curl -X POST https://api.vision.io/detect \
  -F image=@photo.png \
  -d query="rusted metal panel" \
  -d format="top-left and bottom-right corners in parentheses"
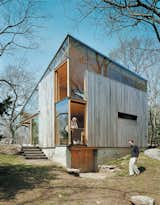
top-left (69, 146), bottom-right (97, 172)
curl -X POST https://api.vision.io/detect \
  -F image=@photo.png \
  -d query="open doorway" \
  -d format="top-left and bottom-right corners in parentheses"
top-left (70, 100), bottom-right (86, 145)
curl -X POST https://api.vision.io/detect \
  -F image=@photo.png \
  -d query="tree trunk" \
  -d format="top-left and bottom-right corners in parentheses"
top-left (9, 124), bottom-right (16, 144)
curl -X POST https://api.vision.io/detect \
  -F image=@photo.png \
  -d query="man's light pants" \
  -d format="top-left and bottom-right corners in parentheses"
top-left (129, 157), bottom-right (140, 176)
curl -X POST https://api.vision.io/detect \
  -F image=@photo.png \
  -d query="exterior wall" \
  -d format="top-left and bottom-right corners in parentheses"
top-left (85, 71), bottom-right (148, 148)
top-left (97, 147), bottom-right (130, 165)
top-left (38, 70), bottom-right (55, 147)
top-left (69, 36), bottom-right (147, 98)
top-left (44, 147), bottom-right (129, 167)
top-left (42, 146), bottom-right (71, 167)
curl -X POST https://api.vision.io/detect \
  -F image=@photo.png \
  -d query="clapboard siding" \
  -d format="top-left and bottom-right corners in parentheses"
top-left (85, 71), bottom-right (147, 147)
top-left (38, 71), bottom-right (54, 147)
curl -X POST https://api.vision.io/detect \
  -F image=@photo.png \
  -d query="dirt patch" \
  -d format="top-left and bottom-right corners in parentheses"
top-left (24, 159), bottom-right (60, 166)
top-left (0, 153), bottom-right (160, 205)
top-left (80, 172), bottom-right (107, 180)
top-left (80, 166), bottom-right (121, 179)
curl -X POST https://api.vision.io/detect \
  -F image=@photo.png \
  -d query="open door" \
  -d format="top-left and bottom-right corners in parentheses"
top-left (70, 100), bottom-right (86, 145)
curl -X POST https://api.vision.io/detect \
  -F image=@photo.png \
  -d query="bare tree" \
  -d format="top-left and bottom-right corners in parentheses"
top-left (0, 62), bottom-right (36, 140)
top-left (109, 37), bottom-right (160, 145)
top-left (0, 79), bottom-right (13, 116)
top-left (78, 0), bottom-right (160, 42)
top-left (0, 0), bottom-right (43, 56)
top-left (146, 68), bottom-right (160, 145)
top-left (109, 37), bottom-right (160, 74)
top-left (0, 0), bottom-right (44, 138)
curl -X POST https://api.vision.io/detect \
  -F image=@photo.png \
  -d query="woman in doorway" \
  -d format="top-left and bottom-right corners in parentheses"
top-left (71, 117), bottom-right (78, 129)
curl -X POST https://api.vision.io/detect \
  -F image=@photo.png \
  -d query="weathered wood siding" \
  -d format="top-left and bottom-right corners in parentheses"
top-left (38, 71), bottom-right (55, 147)
top-left (85, 71), bottom-right (148, 147)
top-left (15, 126), bottom-right (30, 145)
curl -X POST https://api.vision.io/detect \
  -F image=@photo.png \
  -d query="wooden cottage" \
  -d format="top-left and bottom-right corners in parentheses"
top-left (19, 35), bottom-right (148, 172)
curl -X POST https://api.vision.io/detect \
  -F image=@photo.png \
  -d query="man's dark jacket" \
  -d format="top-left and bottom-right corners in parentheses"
top-left (130, 145), bottom-right (139, 158)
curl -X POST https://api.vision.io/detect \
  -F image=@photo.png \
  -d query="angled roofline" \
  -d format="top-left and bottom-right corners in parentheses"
top-left (67, 34), bottom-right (147, 82)
top-left (34, 34), bottom-right (70, 90)
top-left (21, 34), bottom-right (147, 113)
top-left (21, 35), bottom-right (70, 112)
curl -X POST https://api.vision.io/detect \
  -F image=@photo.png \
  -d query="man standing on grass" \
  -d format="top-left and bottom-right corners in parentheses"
top-left (128, 140), bottom-right (140, 176)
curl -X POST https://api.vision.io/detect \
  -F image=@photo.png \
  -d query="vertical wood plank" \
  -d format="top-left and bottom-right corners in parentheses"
top-left (39, 70), bottom-right (55, 147)
top-left (85, 71), bottom-right (147, 148)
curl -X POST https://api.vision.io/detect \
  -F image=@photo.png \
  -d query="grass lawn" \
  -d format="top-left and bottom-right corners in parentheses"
top-left (0, 152), bottom-right (159, 205)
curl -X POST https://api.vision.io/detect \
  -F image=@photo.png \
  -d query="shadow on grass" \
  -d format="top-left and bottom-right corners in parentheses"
top-left (138, 166), bottom-right (146, 173)
top-left (0, 163), bottom-right (58, 200)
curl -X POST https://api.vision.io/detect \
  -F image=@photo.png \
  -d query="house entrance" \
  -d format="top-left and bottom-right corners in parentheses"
top-left (70, 100), bottom-right (86, 145)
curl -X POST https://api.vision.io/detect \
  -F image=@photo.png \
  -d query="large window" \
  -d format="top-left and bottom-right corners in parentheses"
top-left (55, 62), bottom-right (67, 102)
top-left (55, 99), bottom-right (69, 145)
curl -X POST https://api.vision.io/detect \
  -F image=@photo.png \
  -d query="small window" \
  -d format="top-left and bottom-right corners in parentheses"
top-left (118, 112), bottom-right (137, 121)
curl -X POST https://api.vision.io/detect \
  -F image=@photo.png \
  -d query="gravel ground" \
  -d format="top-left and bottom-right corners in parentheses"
top-left (144, 148), bottom-right (160, 160)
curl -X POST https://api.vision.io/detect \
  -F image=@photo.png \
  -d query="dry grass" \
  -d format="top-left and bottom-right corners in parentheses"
top-left (101, 152), bottom-right (160, 203)
top-left (0, 152), bottom-right (160, 205)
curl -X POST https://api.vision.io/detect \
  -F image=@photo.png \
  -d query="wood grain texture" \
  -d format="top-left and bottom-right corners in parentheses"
top-left (85, 71), bottom-right (147, 148)
top-left (38, 71), bottom-right (55, 147)
top-left (69, 146), bottom-right (97, 172)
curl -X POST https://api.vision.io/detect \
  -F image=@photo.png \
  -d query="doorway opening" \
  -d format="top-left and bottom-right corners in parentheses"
top-left (70, 100), bottom-right (86, 145)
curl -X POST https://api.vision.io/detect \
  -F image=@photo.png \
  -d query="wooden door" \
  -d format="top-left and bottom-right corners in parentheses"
top-left (70, 147), bottom-right (97, 172)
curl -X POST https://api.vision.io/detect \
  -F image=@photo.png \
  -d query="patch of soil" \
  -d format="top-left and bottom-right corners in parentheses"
top-left (80, 172), bottom-right (107, 180)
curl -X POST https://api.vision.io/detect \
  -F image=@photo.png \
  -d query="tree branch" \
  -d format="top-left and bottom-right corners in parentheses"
top-left (80, 0), bottom-right (160, 42)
